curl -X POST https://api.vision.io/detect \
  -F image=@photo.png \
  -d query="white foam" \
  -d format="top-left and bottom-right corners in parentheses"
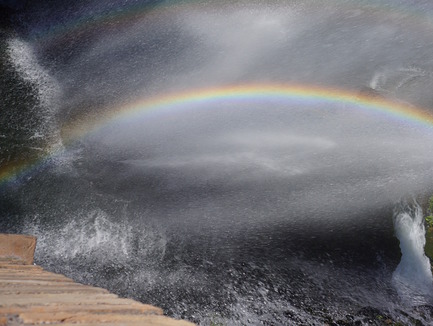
top-left (6, 38), bottom-right (63, 152)
top-left (392, 202), bottom-right (433, 304)
top-left (6, 38), bottom-right (61, 110)
top-left (24, 209), bottom-right (167, 264)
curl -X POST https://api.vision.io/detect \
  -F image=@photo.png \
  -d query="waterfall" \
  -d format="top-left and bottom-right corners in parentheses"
top-left (392, 201), bottom-right (433, 304)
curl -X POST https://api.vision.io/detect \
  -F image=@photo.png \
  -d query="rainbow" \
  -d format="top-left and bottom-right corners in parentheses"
top-left (4, 1), bottom-right (433, 188)
top-left (63, 83), bottom-right (433, 142)
top-left (3, 83), bottom-right (433, 188)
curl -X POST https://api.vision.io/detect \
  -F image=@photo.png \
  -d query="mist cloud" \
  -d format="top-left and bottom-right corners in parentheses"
top-left (24, 0), bottom-right (433, 230)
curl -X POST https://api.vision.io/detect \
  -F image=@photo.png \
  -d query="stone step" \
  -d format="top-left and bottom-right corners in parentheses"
top-left (0, 234), bottom-right (194, 326)
top-left (0, 303), bottom-right (162, 315)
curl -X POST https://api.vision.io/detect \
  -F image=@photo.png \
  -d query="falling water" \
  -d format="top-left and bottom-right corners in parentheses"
top-left (393, 202), bottom-right (433, 305)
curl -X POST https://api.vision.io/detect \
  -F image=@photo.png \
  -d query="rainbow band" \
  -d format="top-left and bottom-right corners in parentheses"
top-left (3, 83), bottom-right (433, 188)
top-left (63, 83), bottom-right (433, 142)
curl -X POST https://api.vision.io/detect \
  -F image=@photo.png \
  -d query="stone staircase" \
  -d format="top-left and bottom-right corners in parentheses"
top-left (0, 234), bottom-right (194, 326)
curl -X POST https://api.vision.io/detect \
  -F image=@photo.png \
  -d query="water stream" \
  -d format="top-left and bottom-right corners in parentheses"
top-left (393, 202), bottom-right (433, 306)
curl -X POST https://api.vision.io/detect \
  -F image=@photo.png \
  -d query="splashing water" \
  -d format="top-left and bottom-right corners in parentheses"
top-left (4, 0), bottom-right (433, 324)
top-left (6, 38), bottom-right (61, 111)
top-left (392, 201), bottom-right (433, 305)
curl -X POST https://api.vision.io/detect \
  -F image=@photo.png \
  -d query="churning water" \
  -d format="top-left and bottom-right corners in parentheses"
top-left (2, 0), bottom-right (433, 324)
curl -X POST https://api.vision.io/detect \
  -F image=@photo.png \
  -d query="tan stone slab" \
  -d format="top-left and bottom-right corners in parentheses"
top-left (0, 267), bottom-right (67, 274)
top-left (0, 285), bottom-right (109, 295)
top-left (0, 271), bottom-right (71, 277)
top-left (0, 268), bottom-right (66, 275)
top-left (0, 271), bottom-right (74, 280)
top-left (0, 275), bottom-right (67, 280)
top-left (0, 234), bottom-right (195, 325)
top-left (44, 324), bottom-right (157, 326)
top-left (0, 234), bottom-right (36, 265)
top-left (0, 265), bottom-right (43, 271)
top-left (0, 257), bottom-right (26, 265)
top-left (0, 280), bottom-right (76, 286)
top-left (0, 273), bottom-right (71, 278)
top-left (45, 324), bottom-right (183, 326)
top-left (0, 292), bottom-right (124, 306)
top-left (0, 282), bottom-right (93, 290)
top-left (18, 312), bottom-right (194, 325)
top-left (1, 295), bottom-right (149, 307)
top-left (0, 277), bottom-right (74, 286)
top-left (0, 303), bottom-right (163, 315)
top-left (0, 268), bottom-right (41, 272)
top-left (44, 322), bottom-right (192, 326)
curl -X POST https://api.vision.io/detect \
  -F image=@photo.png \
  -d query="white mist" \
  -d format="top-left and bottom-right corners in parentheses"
top-left (392, 202), bottom-right (433, 304)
